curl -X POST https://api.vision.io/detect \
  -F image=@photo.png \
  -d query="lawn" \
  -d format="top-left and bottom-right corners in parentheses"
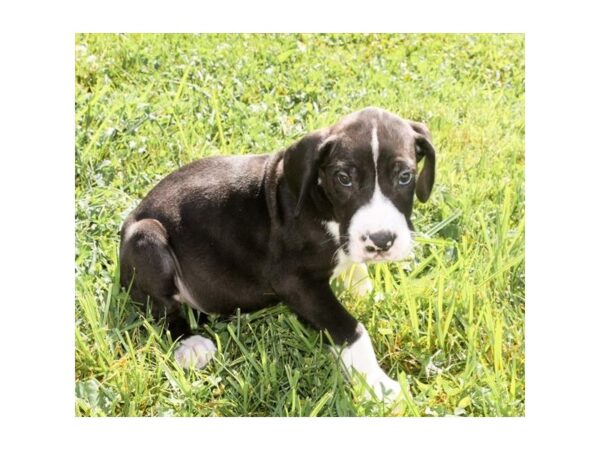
top-left (75, 33), bottom-right (525, 417)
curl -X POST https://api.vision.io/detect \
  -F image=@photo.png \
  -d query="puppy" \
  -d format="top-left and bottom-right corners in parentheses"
top-left (119, 107), bottom-right (436, 401)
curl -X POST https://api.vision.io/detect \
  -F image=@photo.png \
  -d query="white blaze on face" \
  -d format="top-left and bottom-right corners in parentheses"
top-left (346, 125), bottom-right (413, 263)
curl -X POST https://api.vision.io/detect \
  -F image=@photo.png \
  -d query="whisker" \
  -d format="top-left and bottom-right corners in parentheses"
top-left (329, 241), bottom-right (349, 266)
top-left (319, 235), bottom-right (339, 246)
top-left (319, 232), bottom-right (350, 247)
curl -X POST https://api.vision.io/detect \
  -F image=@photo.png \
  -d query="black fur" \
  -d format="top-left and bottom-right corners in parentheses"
top-left (119, 108), bottom-right (436, 346)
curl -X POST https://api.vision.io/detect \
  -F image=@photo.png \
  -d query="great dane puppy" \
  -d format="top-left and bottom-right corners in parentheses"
top-left (119, 107), bottom-right (436, 401)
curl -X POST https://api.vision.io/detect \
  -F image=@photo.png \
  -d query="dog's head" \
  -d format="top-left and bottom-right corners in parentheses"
top-left (284, 107), bottom-right (436, 263)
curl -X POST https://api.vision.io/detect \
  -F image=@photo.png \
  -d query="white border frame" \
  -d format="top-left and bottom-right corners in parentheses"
top-left (2, 0), bottom-right (599, 447)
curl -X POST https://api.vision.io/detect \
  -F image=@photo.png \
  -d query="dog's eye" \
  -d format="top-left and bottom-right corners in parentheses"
top-left (398, 170), bottom-right (413, 186)
top-left (336, 172), bottom-right (352, 187)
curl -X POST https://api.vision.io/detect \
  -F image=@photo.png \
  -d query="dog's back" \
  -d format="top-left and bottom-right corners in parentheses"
top-left (120, 153), bottom-right (279, 322)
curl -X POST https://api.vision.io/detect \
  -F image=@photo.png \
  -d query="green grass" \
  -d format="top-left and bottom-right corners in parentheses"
top-left (75, 33), bottom-right (524, 417)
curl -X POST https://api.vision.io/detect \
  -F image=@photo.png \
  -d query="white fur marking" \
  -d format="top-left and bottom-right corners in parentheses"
top-left (344, 124), bottom-right (413, 263)
top-left (174, 335), bottom-right (217, 370)
top-left (338, 323), bottom-right (400, 401)
top-left (347, 187), bottom-right (413, 263)
top-left (345, 263), bottom-right (374, 296)
top-left (323, 220), bottom-right (340, 244)
top-left (332, 248), bottom-right (352, 279)
top-left (371, 124), bottom-right (379, 174)
top-left (325, 220), bottom-right (370, 291)
top-left (334, 263), bottom-right (373, 296)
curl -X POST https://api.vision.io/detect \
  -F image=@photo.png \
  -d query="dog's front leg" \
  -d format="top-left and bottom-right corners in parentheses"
top-left (338, 323), bottom-right (401, 402)
top-left (276, 275), bottom-right (400, 402)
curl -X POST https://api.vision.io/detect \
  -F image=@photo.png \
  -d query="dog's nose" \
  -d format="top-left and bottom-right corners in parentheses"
top-left (368, 231), bottom-right (396, 251)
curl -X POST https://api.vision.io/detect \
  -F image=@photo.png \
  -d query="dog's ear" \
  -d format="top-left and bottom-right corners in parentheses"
top-left (409, 120), bottom-right (436, 203)
top-left (283, 128), bottom-right (334, 216)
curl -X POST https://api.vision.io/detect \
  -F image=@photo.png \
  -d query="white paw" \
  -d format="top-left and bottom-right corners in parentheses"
top-left (174, 335), bottom-right (217, 370)
top-left (350, 275), bottom-right (374, 297)
top-left (365, 370), bottom-right (402, 402)
top-left (339, 263), bottom-right (373, 296)
top-left (337, 323), bottom-right (403, 403)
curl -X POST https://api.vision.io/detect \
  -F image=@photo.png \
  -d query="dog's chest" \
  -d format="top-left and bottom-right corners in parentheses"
top-left (322, 221), bottom-right (349, 276)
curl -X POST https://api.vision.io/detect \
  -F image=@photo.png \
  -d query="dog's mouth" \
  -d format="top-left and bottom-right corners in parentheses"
top-left (361, 252), bottom-right (414, 264)
top-left (370, 254), bottom-right (389, 261)
top-left (364, 249), bottom-right (392, 262)
top-left (346, 233), bottom-right (414, 264)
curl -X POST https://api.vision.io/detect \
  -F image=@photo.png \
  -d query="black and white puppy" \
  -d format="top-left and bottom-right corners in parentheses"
top-left (119, 107), bottom-right (436, 401)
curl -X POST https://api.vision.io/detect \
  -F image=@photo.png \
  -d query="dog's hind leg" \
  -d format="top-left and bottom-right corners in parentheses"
top-left (119, 218), bottom-right (216, 369)
top-left (120, 218), bottom-right (191, 339)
